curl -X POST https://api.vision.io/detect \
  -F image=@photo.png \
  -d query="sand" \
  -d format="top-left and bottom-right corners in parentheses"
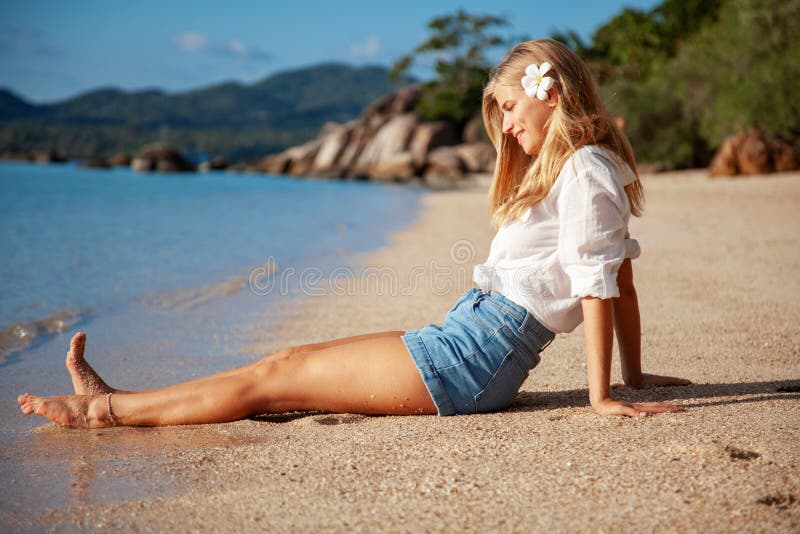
top-left (3, 170), bottom-right (799, 532)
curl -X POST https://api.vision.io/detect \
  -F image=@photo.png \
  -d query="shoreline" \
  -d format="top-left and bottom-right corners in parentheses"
top-left (3, 171), bottom-right (799, 531)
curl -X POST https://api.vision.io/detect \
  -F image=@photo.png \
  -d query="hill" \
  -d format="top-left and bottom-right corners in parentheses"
top-left (0, 63), bottom-right (409, 161)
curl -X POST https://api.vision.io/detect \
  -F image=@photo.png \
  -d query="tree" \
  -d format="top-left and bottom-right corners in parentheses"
top-left (390, 10), bottom-right (521, 125)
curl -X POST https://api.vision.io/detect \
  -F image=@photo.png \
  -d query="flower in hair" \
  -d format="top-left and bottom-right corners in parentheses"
top-left (521, 62), bottom-right (554, 100)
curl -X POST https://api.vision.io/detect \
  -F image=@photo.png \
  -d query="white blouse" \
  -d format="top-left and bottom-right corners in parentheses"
top-left (473, 145), bottom-right (641, 334)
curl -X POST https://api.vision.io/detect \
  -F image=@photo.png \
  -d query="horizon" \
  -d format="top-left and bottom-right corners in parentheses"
top-left (2, 0), bottom-right (660, 104)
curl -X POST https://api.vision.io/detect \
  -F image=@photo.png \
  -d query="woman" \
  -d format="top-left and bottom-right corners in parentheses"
top-left (18, 39), bottom-right (689, 428)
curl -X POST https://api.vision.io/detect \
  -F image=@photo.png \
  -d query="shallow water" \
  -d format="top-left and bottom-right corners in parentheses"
top-left (0, 161), bottom-right (421, 511)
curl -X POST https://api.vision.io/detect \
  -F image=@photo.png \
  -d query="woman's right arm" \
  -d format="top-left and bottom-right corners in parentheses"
top-left (612, 259), bottom-right (643, 386)
top-left (613, 259), bottom-right (692, 388)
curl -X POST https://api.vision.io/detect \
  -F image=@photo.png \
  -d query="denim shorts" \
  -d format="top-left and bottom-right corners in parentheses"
top-left (402, 288), bottom-right (555, 416)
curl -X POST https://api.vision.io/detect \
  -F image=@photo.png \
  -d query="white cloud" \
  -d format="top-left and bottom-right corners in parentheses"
top-left (348, 35), bottom-right (380, 59)
top-left (172, 31), bottom-right (209, 52)
top-left (171, 32), bottom-right (269, 61)
top-left (227, 39), bottom-right (248, 55)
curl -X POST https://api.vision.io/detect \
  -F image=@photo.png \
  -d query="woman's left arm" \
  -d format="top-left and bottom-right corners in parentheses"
top-left (582, 296), bottom-right (684, 417)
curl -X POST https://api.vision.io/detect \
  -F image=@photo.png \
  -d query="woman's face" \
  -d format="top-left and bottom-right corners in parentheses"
top-left (494, 82), bottom-right (556, 156)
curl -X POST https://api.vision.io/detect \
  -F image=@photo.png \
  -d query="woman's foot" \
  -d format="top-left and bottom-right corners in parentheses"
top-left (65, 332), bottom-right (115, 395)
top-left (17, 393), bottom-right (113, 428)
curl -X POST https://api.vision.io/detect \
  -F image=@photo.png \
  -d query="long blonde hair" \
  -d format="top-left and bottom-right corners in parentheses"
top-left (482, 39), bottom-right (644, 228)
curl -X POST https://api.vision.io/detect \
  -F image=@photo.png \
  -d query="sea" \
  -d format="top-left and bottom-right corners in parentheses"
top-left (0, 161), bottom-right (421, 511)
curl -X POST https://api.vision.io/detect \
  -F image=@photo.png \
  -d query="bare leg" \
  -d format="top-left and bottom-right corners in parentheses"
top-left (65, 330), bottom-right (405, 394)
top-left (20, 334), bottom-right (436, 427)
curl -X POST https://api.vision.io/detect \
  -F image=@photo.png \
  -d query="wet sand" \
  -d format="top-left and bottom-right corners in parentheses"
top-left (3, 170), bottom-right (799, 531)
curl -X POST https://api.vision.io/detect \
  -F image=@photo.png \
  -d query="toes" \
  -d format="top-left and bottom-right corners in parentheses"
top-left (18, 393), bottom-right (36, 414)
top-left (68, 332), bottom-right (87, 360)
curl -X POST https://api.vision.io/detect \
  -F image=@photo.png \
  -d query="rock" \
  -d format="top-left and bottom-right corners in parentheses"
top-left (354, 113), bottom-right (418, 175)
top-left (34, 150), bottom-right (67, 164)
top-left (0, 152), bottom-right (33, 161)
top-left (769, 137), bottom-right (799, 172)
top-left (709, 130), bottom-right (800, 177)
top-left (228, 161), bottom-right (261, 173)
top-left (258, 153), bottom-right (291, 175)
top-left (370, 152), bottom-right (416, 182)
top-left (389, 85), bottom-right (422, 115)
top-left (132, 143), bottom-right (193, 173)
top-left (409, 122), bottom-right (460, 166)
top-left (82, 158), bottom-right (111, 169)
top-left (737, 130), bottom-right (771, 175)
top-left (423, 146), bottom-right (465, 184)
top-left (312, 123), bottom-right (352, 174)
top-left (363, 85), bottom-right (422, 120)
top-left (337, 122), bottom-right (370, 177)
top-left (131, 157), bottom-right (155, 172)
top-left (709, 133), bottom-right (744, 177)
top-left (462, 113), bottom-right (488, 144)
top-left (455, 142), bottom-right (496, 173)
top-left (107, 153), bottom-right (131, 167)
top-left (285, 139), bottom-right (322, 177)
top-left (198, 156), bottom-right (228, 172)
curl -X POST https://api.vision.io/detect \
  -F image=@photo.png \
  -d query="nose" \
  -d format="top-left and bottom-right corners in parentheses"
top-left (501, 113), bottom-right (514, 135)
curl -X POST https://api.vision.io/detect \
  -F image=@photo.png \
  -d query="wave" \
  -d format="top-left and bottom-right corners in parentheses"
top-left (139, 272), bottom-right (257, 311)
top-left (0, 307), bottom-right (94, 364)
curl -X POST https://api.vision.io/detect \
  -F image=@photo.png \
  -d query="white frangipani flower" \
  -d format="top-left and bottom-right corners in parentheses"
top-left (521, 62), bottom-right (555, 100)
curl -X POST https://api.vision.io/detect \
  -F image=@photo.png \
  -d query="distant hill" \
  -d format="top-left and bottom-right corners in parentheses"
top-left (0, 63), bottom-right (410, 161)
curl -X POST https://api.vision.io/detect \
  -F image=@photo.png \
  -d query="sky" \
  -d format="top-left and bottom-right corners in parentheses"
top-left (0, 0), bottom-right (661, 104)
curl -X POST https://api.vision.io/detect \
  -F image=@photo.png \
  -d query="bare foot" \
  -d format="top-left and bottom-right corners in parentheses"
top-left (65, 332), bottom-right (115, 395)
top-left (17, 393), bottom-right (112, 428)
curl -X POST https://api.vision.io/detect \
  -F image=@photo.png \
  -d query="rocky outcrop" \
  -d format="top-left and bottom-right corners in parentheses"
top-left (132, 143), bottom-right (194, 173)
top-left (709, 130), bottom-right (799, 177)
top-left (260, 85), bottom-right (496, 183)
top-left (198, 156), bottom-right (228, 172)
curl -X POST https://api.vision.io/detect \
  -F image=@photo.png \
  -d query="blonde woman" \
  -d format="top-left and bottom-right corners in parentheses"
top-left (19, 39), bottom-right (689, 428)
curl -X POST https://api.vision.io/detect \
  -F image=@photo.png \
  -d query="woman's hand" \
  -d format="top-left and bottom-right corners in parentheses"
top-left (625, 372), bottom-right (692, 389)
top-left (591, 397), bottom-right (685, 418)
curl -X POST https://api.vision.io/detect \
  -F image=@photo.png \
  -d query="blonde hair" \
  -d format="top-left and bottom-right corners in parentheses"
top-left (482, 39), bottom-right (644, 228)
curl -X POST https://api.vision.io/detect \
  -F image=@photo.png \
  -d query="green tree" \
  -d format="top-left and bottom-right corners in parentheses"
top-left (390, 10), bottom-right (520, 125)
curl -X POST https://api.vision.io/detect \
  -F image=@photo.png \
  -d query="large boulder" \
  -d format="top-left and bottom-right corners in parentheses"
top-left (353, 113), bottom-right (418, 175)
top-left (462, 113), bottom-right (489, 144)
top-left (409, 121), bottom-right (460, 166)
top-left (312, 122), bottom-right (353, 174)
top-left (198, 156), bottom-right (228, 172)
top-left (423, 146), bottom-right (465, 184)
top-left (737, 130), bottom-right (771, 175)
top-left (709, 133), bottom-right (743, 177)
top-left (455, 142), bottom-right (496, 173)
top-left (107, 153), bottom-right (132, 167)
top-left (363, 85), bottom-right (422, 121)
top-left (709, 130), bottom-right (800, 177)
top-left (285, 139), bottom-right (322, 177)
top-left (258, 153), bottom-right (291, 175)
top-left (769, 137), bottom-right (799, 172)
top-left (132, 143), bottom-right (193, 173)
top-left (370, 152), bottom-right (416, 182)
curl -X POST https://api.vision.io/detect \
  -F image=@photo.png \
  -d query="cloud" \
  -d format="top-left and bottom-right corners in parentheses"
top-left (348, 35), bottom-right (381, 59)
top-left (0, 26), bottom-right (60, 56)
top-left (171, 31), bottom-right (270, 61)
top-left (172, 31), bottom-right (210, 52)
top-left (218, 39), bottom-right (270, 60)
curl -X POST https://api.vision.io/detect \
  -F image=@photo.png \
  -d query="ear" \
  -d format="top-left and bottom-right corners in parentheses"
top-left (546, 87), bottom-right (559, 107)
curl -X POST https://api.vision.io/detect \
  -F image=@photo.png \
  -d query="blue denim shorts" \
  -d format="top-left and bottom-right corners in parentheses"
top-left (402, 288), bottom-right (555, 416)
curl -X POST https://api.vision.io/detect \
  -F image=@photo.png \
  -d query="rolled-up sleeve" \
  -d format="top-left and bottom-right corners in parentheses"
top-left (557, 165), bottom-right (630, 299)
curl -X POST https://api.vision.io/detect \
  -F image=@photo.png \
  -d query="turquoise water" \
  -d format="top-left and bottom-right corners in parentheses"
top-left (0, 162), bottom-right (421, 501)
top-left (0, 162), bottom-right (421, 362)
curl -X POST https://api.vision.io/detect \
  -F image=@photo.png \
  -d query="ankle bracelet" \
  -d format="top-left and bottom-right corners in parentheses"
top-left (106, 393), bottom-right (118, 426)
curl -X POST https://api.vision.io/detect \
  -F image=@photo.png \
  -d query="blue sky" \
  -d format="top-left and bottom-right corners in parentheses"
top-left (1, 0), bottom-right (660, 103)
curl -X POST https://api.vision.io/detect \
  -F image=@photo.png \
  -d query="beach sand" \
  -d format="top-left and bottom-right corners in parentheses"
top-left (3, 170), bottom-right (799, 531)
